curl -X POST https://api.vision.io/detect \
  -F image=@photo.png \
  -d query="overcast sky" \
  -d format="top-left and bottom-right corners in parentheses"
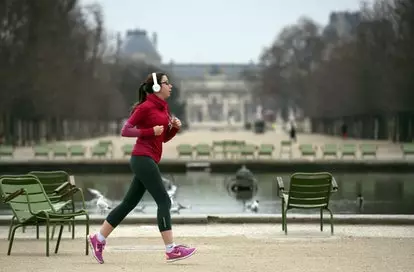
top-left (81, 0), bottom-right (367, 63)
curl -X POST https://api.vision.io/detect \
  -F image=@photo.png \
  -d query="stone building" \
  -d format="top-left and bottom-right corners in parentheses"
top-left (120, 29), bottom-right (258, 128)
top-left (163, 63), bottom-right (257, 129)
top-left (121, 29), bottom-right (161, 66)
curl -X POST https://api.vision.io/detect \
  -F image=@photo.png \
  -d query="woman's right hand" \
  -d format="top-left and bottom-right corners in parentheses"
top-left (153, 125), bottom-right (164, 136)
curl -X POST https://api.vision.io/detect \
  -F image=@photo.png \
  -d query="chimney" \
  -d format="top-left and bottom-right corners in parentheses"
top-left (152, 32), bottom-right (158, 49)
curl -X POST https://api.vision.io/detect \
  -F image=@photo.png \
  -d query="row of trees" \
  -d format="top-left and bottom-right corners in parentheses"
top-left (258, 0), bottom-right (414, 141)
top-left (0, 0), bottom-right (183, 145)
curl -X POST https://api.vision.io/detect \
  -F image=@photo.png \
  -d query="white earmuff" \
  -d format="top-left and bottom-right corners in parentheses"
top-left (152, 72), bottom-right (161, 92)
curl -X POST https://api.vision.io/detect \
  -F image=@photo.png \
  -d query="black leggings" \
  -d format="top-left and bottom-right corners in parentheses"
top-left (106, 155), bottom-right (172, 232)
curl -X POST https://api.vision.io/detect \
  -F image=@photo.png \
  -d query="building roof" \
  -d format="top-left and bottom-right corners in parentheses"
top-left (162, 63), bottom-right (259, 80)
top-left (121, 29), bottom-right (161, 64)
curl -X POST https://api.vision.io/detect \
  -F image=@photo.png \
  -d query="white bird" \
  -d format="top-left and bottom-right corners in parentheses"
top-left (87, 188), bottom-right (112, 214)
top-left (170, 202), bottom-right (191, 214)
top-left (87, 188), bottom-right (105, 199)
top-left (167, 184), bottom-right (177, 198)
top-left (97, 195), bottom-right (111, 215)
top-left (162, 176), bottom-right (178, 198)
top-left (245, 200), bottom-right (260, 213)
top-left (133, 204), bottom-right (146, 213)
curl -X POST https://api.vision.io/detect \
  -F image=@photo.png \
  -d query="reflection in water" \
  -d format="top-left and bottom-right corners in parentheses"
top-left (357, 194), bottom-right (364, 213)
top-left (245, 200), bottom-right (260, 213)
top-left (225, 175), bottom-right (258, 202)
top-left (0, 172), bottom-right (413, 215)
top-left (225, 165), bottom-right (259, 203)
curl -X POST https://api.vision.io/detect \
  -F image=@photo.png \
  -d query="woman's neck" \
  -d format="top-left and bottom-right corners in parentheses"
top-left (154, 93), bottom-right (165, 100)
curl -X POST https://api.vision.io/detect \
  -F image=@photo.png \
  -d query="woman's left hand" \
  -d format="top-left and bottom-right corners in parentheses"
top-left (171, 117), bottom-right (181, 129)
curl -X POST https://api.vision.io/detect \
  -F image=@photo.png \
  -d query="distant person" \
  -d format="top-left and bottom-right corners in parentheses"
top-left (341, 123), bottom-right (348, 139)
top-left (289, 121), bottom-right (296, 142)
top-left (87, 72), bottom-right (196, 264)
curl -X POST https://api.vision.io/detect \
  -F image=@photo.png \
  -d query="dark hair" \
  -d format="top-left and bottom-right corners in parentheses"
top-left (130, 72), bottom-right (166, 115)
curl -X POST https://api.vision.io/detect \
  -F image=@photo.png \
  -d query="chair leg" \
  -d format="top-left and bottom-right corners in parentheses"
top-left (85, 213), bottom-right (90, 255)
top-left (326, 208), bottom-right (334, 235)
top-left (46, 221), bottom-right (50, 257)
top-left (281, 201), bottom-right (285, 231)
top-left (71, 202), bottom-right (76, 239)
top-left (320, 209), bottom-right (324, 231)
top-left (55, 224), bottom-right (65, 254)
top-left (51, 225), bottom-right (56, 240)
top-left (71, 219), bottom-right (75, 239)
top-left (8, 216), bottom-right (15, 241)
top-left (36, 224), bottom-right (39, 239)
top-left (284, 209), bottom-right (288, 235)
top-left (7, 225), bottom-right (20, 255)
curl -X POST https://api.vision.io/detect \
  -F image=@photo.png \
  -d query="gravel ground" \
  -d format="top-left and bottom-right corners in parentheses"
top-left (0, 224), bottom-right (413, 272)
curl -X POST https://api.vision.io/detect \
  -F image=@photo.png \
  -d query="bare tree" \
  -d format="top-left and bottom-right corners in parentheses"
top-left (259, 17), bottom-right (324, 121)
top-left (258, 0), bottom-right (414, 141)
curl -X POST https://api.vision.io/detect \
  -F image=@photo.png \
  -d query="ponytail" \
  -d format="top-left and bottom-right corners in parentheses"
top-left (130, 83), bottom-right (148, 115)
top-left (129, 72), bottom-right (163, 115)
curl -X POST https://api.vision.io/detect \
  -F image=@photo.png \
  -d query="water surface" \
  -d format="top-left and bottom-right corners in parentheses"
top-left (1, 172), bottom-right (413, 215)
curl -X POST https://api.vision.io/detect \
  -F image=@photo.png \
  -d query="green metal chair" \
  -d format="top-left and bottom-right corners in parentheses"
top-left (359, 144), bottom-right (378, 159)
top-left (32, 146), bottom-right (50, 159)
top-left (240, 144), bottom-right (257, 158)
top-left (321, 144), bottom-right (338, 159)
top-left (68, 144), bottom-right (86, 158)
top-left (276, 172), bottom-right (338, 235)
top-left (257, 144), bottom-right (274, 158)
top-left (401, 143), bottom-right (414, 159)
top-left (194, 143), bottom-right (211, 159)
top-left (176, 144), bottom-right (193, 158)
top-left (52, 144), bottom-right (69, 159)
top-left (91, 144), bottom-right (109, 158)
top-left (0, 145), bottom-right (14, 158)
top-left (298, 144), bottom-right (317, 158)
top-left (0, 176), bottom-right (89, 256)
top-left (341, 143), bottom-right (357, 158)
top-left (121, 144), bottom-right (134, 157)
top-left (29, 170), bottom-right (81, 239)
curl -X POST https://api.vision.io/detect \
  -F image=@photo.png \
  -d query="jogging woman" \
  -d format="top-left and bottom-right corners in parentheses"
top-left (87, 72), bottom-right (196, 264)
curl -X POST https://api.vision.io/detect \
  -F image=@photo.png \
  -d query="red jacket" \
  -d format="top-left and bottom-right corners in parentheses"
top-left (121, 94), bottom-right (179, 163)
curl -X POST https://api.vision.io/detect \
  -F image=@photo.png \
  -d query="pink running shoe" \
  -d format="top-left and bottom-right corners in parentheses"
top-left (166, 244), bottom-right (197, 262)
top-left (87, 234), bottom-right (106, 264)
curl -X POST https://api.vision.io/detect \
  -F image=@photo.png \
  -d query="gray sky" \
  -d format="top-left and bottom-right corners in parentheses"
top-left (81, 0), bottom-right (366, 64)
